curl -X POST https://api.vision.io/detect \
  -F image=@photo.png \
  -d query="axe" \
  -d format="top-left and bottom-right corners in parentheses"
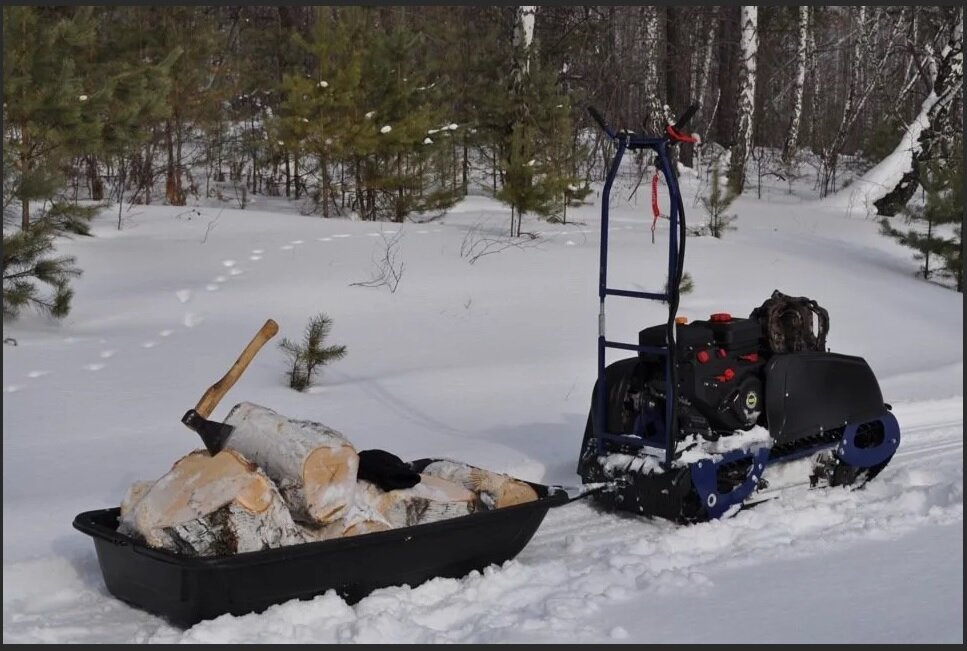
top-left (181, 318), bottom-right (279, 455)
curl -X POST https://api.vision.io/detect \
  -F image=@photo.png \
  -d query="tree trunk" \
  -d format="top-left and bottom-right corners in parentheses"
top-left (666, 7), bottom-right (693, 166)
top-left (20, 121), bottom-right (30, 230)
top-left (223, 402), bottom-right (360, 526)
top-left (715, 6), bottom-right (740, 146)
top-left (728, 6), bottom-right (757, 194)
top-left (165, 119), bottom-right (180, 205)
top-left (782, 6), bottom-right (810, 165)
top-left (118, 448), bottom-right (304, 556)
top-left (642, 6), bottom-right (664, 135)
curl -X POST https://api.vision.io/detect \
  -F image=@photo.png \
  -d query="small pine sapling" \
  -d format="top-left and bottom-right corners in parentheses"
top-left (700, 163), bottom-right (737, 238)
top-left (279, 313), bottom-right (347, 391)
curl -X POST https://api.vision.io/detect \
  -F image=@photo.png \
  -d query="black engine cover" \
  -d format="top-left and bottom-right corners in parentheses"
top-left (763, 352), bottom-right (887, 445)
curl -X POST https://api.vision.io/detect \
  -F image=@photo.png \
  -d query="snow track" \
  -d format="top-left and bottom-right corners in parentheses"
top-left (3, 399), bottom-right (960, 643)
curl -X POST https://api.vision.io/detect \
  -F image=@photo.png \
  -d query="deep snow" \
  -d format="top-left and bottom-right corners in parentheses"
top-left (2, 164), bottom-right (962, 643)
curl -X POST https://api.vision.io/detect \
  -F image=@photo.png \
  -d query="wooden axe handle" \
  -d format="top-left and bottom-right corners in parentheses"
top-left (194, 319), bottom-right (279, 419)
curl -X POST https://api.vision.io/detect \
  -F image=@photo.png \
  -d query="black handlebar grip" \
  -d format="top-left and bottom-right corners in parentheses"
top-left (587, 106), bottom-right (614, 138)
top-left (674, 104), bottom-right (700, 130)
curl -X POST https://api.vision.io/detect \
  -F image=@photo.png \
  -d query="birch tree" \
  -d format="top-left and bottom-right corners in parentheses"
top-left (727, 6), bottom-right (757, 194)
top-left (782, 6), bottom-right (810, 165)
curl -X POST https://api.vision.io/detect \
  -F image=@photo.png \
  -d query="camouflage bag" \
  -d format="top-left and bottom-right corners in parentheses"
top-left (750, 289), bottom-right (829, 353)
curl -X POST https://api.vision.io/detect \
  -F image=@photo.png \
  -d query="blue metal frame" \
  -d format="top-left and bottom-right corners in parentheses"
top-left (594, 132), bottom-right (684, 468)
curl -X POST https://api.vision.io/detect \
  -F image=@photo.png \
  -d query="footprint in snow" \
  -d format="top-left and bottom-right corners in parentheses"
top-left (141, 341), bottom-right (158, 349)
top-left (317, 237), bottom-right (332, 242)
top-left (5, 385), bottom-right (22, 393)
top-left (290, 240), bottom-right (304, 245)
top-left (280, 244), bottom-right (294, 250)
top-left (229, 268), bottom-right (244, 276)
top-left (26, 370), bottom-right (50, 378)
top-left (183, 313), bottom-right (203, 328)
top-left (416, 229), bottom-right (430, 234)
top-left (566, 240), bottom-right (577, 246)
top-left (249, 255), bottom-right (262, 261)
top-left (383, 230), bottom-right (398, 234)
top-left (221, 260), bottom-right (237, 268)
top-left (214, 275), bottom-right (228, 283)
top-left (205, 284), bottom-right (220, 292)
top-left (367, 232), bottom-right (382, 237)
top-left (159, 329), bottom-right (174, 337)
top-left (84, 363), bottom-right (105, 371)
top-left (332, 234), bottom-right (351, 239)
top-left (175, 289), bottom-right (192, 304)
top-left (99, 350), bottom-right (117, 359)
top-left (251, 249), bottom-right (264, 255)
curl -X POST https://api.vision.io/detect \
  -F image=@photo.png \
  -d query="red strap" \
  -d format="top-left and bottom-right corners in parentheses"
top-left (666, 124), bottom-right (698, 144)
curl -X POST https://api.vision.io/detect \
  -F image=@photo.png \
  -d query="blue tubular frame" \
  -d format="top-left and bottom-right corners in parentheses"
top-left (594, 130), bottom-right (685, 468)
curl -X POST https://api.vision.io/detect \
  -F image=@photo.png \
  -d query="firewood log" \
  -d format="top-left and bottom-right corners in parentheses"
top-left (223, 402), bottom-right (359, 526)
top-left (419, 460), bottom-right (539, 509)
top-left (118, 449), bottom-right (303, 556)
top-left (353, 474), bottom-right (478, 528)
top-left (120, 480), bottom-right (155, 518)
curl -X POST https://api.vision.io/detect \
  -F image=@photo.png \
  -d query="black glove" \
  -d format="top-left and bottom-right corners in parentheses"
top-left (357, 449), bottom-right (422, 491)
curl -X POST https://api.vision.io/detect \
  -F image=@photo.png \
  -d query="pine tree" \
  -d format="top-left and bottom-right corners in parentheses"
top-left (880, 157), bottom-right (964, 292)
top-left (3, 7), bottom-right (102, 230)
top-left (700, 162), bottom-right (737, 238)
top-left (279, 7), bottom-right (459, 222)
top-left (279, 313), bottom-right (348, 392)
top-left (83, 7), bottom-right (177, 226)
top-left (357, 17), bottom-right (461, 222)
top-left (496, 7), bottom-right (584, 236)
top-left (2, 222), bottom-right (82, 319)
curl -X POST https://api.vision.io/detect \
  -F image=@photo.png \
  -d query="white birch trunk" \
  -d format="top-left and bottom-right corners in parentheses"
top-left (514, 6), bottom-right (537, 77)
top-left (420, 460), bottom-right (538, 510)
top-left (643, 6), bottom-right (664, 134)
top-left (119, 449), bottom-right (303, 556)
top-left (694, 11), bottom-right (717, 129)
top-left (782, 6), bottom-right (810, 164)
top-left (224, 402), bottom-right (359, 526)
top-left (728, 6), bottom-right (758, 193)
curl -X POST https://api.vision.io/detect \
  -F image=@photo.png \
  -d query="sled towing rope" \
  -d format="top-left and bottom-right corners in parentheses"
top-left (577, 103), bottom-right (901, 523)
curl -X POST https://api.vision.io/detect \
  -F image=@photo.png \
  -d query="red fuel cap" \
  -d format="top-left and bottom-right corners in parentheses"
top-left (696, 350), bottom-right (710, 363)
top-left (710, 312), bottom-right (732, 322)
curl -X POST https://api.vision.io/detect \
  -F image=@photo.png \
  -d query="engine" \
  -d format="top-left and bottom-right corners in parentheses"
top-left (634, 313), bottom-right (768, 441)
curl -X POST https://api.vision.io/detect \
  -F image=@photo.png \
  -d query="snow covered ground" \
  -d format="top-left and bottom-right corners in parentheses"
top-left (3, 167), bottom-right (962, 643)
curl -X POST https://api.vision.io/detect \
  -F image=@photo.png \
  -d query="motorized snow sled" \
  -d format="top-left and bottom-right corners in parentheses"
top-left (576, 105), bottom-right (901, 522)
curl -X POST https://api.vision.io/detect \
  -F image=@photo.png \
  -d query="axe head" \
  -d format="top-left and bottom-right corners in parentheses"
top-left (181, 409), bottom-right (234, 456)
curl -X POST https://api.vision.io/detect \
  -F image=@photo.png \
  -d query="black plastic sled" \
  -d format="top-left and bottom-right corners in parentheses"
top-left (73, 480), bottom-right (568, 628)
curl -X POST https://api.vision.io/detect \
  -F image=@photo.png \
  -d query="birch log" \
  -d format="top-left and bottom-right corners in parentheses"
top-left (224, 402), bottom-right (359, 525)
top-left (419, 460), bottom-right (539, 510)
top-left (118, 449), bottom-right (303, 556)
top-left (352, 475), bottom-right (478, 528)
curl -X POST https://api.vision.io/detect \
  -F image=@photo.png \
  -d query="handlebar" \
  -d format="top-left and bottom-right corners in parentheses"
top-left (674, 104), bottom-right (699, 130)
top-left (588, 102), bottom-right (700, 143)
top-left (587, 106), bottom-right (614, 140)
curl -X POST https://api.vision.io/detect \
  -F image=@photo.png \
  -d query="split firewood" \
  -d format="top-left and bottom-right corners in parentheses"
top-left (353, 474), bottom-right (478, 528)
top-left (120, 480), bottom-right (155, 518)
top-left (118, 449), bottom-right (303, 556)
top-left (223, 402), bottom-right (359, 526)
top-left (419, 460), bottom-right (539, 509)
